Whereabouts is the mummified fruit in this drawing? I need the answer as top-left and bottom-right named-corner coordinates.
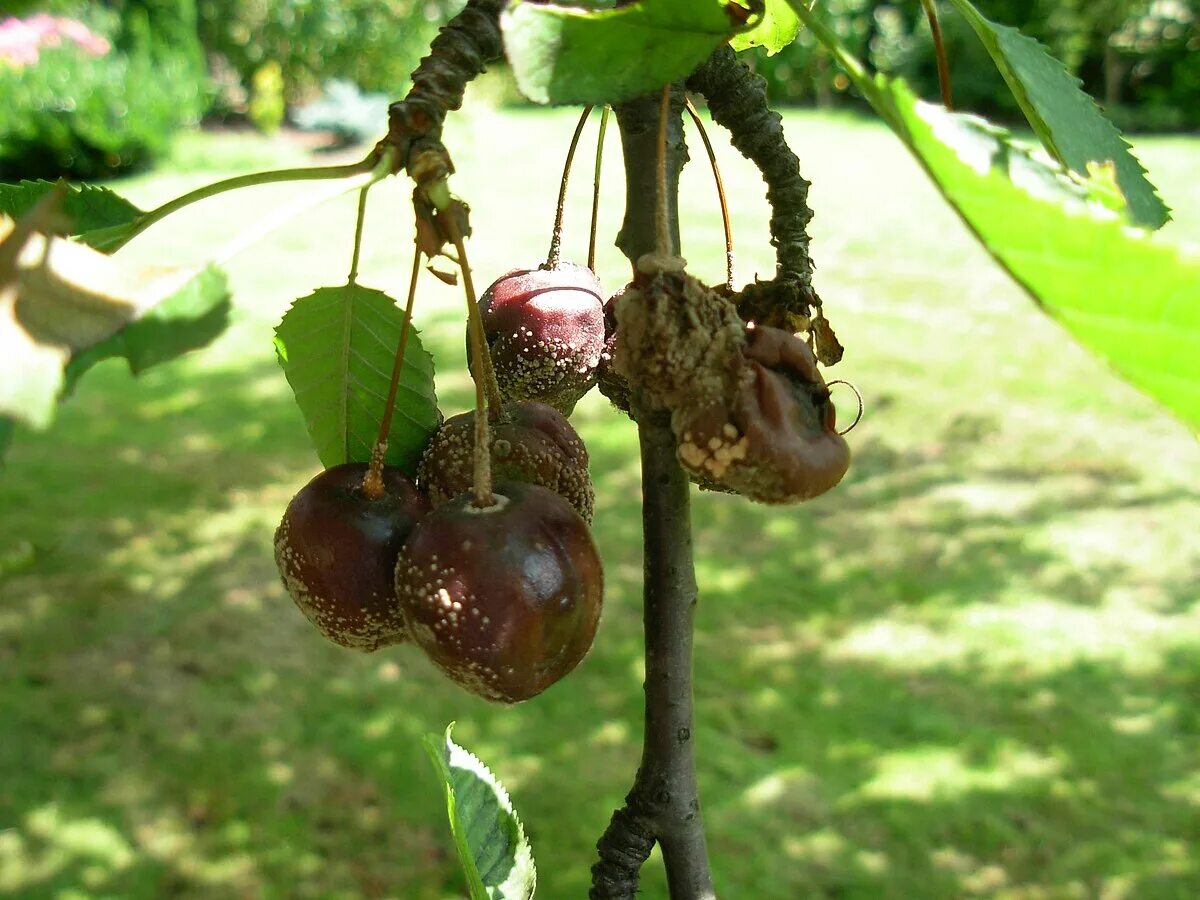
top-left (612, 254), bottom-right (849, 503)
top-left (418, 400), bottom-right (594, 521)
top-left (394, 482), bottom-right (603, 704)
top-left (674, 325), bottom-right (849, 502)
top-left (274, 463), bottom-right (429, 651)
top-left (475, 262), bottom-right (605, 415)
top-left (596, 285), bottom-right (632, 417)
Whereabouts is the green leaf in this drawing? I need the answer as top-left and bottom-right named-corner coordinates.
top-left (729, 0), bottom-right (799, 55)
top-left (888, 86), bottom-right (1200, 427)
top-left (0, 181), bottom-right (144, 251)
top-left (2, 208), bottom-right (229, 430)
top-left (786, 0), bottom-right (1200, 430)
top-left (274, 284), bottom-right (439, 475)
top-left (942, 0), bottom-right (1168, 229)
top-left (423, 725), bottom-right (537, 900)
top-left (502, 0), bottom-right (741, 105)
top-left (63, 266), bottom-right (232, 394)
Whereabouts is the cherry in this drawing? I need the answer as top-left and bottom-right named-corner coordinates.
top-left (418, 400), bottom-right (594, 521)
top-left (394, 481), bottom-right (603, 703)
top-left (475, 262), bottom-right (606, 415)
top-left (674, 325), bottom-right (850, 502)
top-left (274, 463), bottom-right (429, 651)
top-left (611, 264), bottom-right (849, 503)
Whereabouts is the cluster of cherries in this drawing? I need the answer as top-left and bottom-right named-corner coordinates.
top-left (274, 247), bottom-right (851, 705)
top-left (274, 259), bottom-right (609, 704)
top-left (274, 98), bottom-right (852, 705)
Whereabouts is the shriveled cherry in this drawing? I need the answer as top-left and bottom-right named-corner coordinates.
top-left (612, 261), bottom-right (850, 503)
top-left (274, 463), bottom-right (429, 651)
top-left (596, 284), bottom-right (632, 417)
top-left (394, 481), bottom-right (603, 703)
top-left (674, 325), bottom-right (850, 503)
top-left (475, 262), bottom-right (605, 415)
top-left (418, 400), bottom-right (594, 521)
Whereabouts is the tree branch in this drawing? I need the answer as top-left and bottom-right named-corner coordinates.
top-left (382, 0), bottom-right (504, 178)
top-left (591, 90), bottom-right (716, 900)
top-left (687, 45), bottom-right (821, 329)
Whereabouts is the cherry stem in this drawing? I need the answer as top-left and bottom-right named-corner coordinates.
top-left (361, 247), bottom-right (423, 500)
top-left (654, 85), bottom-right (672, 259)
top-left (588, 105), bottom-right (611, 272)
top-left (920, 0), bottom-right (954, 109)
top-left (347, 186), bottom-right (370, 285)
top-left (684, 98), bottom-right (734, 290)
top-left (546, 104), bottom-right (595, 269)
top-left (443, 214), bottom-right (496, 507)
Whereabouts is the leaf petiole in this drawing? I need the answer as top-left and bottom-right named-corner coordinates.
top-left (104, 149), bottom-right (395, 252)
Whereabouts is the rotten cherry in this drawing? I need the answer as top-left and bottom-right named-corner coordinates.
top-left (274, 463), bottom-right (429, 651)
top-left (417, 400), bottom-right (594, 522)
top-left (475, 262), bottom-right (605, 415)
top-left (394, 481), bottom-right (603, 703)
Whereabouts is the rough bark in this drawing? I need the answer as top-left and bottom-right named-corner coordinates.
top-left (382, 0), bottom-right (505, 176)
top-left (687, 45), bottom-right (821, 328)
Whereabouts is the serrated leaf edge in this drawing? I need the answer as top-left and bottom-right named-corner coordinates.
top-left (946, 0), bottom-right (1169, 228)
top-left (273, 284), bottom-right (438, 472)
top-left (424, 724), bottom-right (537, 900)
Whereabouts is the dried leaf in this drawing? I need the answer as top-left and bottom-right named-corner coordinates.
top-left (812, 313), bottom-right (844, 366)
top-left (427, 266), bottom-right (459, 286)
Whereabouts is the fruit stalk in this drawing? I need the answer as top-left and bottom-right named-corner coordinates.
top-left (590, 89), bottom-right (715, 900)
top-left (588, 105), bottom-right (610, 272)
top-left (683, 98), bottom-right (734, 290)
top-left (920, 0), bottom-right (955, 109)
top-left (686, 45), bottom-right (818, 320)
top-left (613, 90), bottom-right (685, 269)
top-left (362, 247), bottom-right (422, 499)
top-left (445, 217), bottom-right (497, 506)
top-left (547, 105), bottom-right (595, 269)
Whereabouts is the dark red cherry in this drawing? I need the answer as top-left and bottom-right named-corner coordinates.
top-left (475, 261), bottom-right (605, 415)
top-left (394, 482), bottom-right (603, 703)
top-left (274, 463), bottom-right (429, 651)
top-left (418, 400), bottom-right (594, 521)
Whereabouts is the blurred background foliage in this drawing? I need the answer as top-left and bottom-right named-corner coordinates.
top-left (0, 1), bottom-right (207, 179)
top-left (1, 0), bottom-right (1196, 179)
top-left (757, 0), bottom-right (1200, 133)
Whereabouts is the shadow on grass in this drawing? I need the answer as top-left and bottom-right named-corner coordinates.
top-left (1, 337), bottom-right (1197, 898)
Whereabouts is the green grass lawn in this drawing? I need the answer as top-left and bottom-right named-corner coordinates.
top-left (2, 107), bottom-right (1199, 899)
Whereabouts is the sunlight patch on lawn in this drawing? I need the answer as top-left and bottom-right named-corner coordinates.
top-left (827, 595), bottom-right (1198, 676)
top-left (1036, 505), bottom-right (1200, 574)
top-left (851, 742), bottom-right (1061, 802)
top-left (741, 766), bottom-right (819, 808)
top-left (780, 827), bottom-right (889, 877)
top-left (0, 805), bottom-right (133, 892)
top-left (925, 480), bottom-right (1049, 517)
top-left (929, 848), bottom-right (1010, 894)
top-left (1162, 771), bottom-right (1200, 807)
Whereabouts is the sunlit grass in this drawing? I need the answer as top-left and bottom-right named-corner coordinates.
top-left (1, 108), bottom-right (1198, 898)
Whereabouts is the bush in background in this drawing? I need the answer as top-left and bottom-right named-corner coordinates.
top-left (196, 0), bottom-right (448, 107)
top-left (0, 4), bottom-right (208, 179)
top-left (292, 79), bottom-right (390, 146)
top-left (749, 0), bottom-right (1199, 132)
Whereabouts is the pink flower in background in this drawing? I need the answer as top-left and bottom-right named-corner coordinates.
top-left (0, 14), bottom-right (111, 68)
